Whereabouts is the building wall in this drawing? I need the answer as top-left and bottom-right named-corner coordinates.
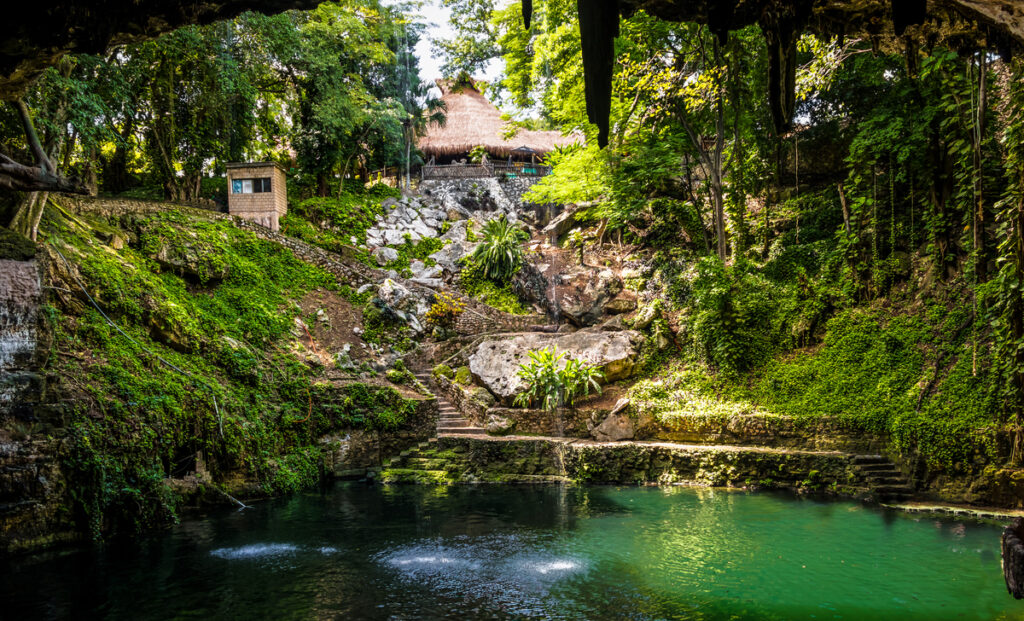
top-left (227, 164), bottom-right (287, 231)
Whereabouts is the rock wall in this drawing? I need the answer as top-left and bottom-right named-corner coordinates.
top-left (320, 397), bottom-right (438, 478)
top-left (436, 435), bottom-right (860, 490)
top-left (0, 258), bottom-right (43, 416)
top-left (638, 413), bottom-right (887, 453)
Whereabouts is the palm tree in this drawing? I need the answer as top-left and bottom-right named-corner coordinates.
top-left (401, 83), bottom-right (446, 190)
top-left (395, 21), bottom-right (446, 189)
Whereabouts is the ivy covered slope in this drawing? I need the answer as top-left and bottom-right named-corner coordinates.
top-left (36, 208), bottom-right (425, 539)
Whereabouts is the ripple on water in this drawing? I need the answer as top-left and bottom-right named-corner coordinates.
top-left (376, 534), bottom-right (588, 618)
top-left (210, 543), bottom-right (339, 560)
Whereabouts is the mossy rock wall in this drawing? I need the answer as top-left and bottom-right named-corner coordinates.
top-left (437, 436), bottom-right (858, 491)
top-left (320, 398), bottom-right (438, 477)
top-left (638, 412), bottom-right (887, 453)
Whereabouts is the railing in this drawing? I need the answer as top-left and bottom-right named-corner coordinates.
top-left (421, 160), bottom-right (552, 180)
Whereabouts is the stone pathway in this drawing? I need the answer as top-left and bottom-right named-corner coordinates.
top-left (412, 372), bottom-right (484, 436)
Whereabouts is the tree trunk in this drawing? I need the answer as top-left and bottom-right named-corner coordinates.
top-left (972, 51), bottom-right (988, 281)
top-left (9, 192), bottom-right (49, 241)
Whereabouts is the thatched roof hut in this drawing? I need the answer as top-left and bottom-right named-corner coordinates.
top-left (418, 78), bottom-right (580, 161)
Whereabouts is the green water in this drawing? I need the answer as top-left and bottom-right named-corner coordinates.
top-left (2, 484), bottom-right (1020, 620)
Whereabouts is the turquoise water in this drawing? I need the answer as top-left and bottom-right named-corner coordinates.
top-left (2, 484), bottom-right (1021, 620)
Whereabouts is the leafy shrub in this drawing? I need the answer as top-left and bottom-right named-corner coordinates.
top-left (425, 292), bottom-right (466, 328)
top-left (470, 216), bottom-right (528, 281)
top-left (513, 348), bottom-right (604, 411)
top-left (459, 261), bottom-right (530, 314)
top-left (688, 256), bottom-right (791, 374)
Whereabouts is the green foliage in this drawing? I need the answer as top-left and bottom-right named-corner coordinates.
top-left (384, 235), bottom-right (445, 276)
top-left (282, 185), bottom-right (398, 250)
top-left (469, 216), bottom-right (528, 281)
top-left (432, 364), bottom-right (455, 380)
top-left (513, 348), bottom-right (604, 411)
top-left (688, 257), bottom-right (790, 374)
top-left (0, 227), bottom-right (36, 260)
top-left (425, 292), bottom-right (466, 328)
top-left (458, 261), bottom-right (530, 314)
top-left (453, 366), bottom-right (472, 385)
top-left (524, 145), bottom-right (610, 205)
top-left (633, 302), bottom-right (998, 472)
top-left (44, 212), bottom-right (420, 538)
top-left (361, 300), bottom-right (416, 352)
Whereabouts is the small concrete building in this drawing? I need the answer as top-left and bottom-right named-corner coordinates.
top-left (226, 162), bottom-right (287, 231)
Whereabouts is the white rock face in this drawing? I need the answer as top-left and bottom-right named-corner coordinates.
top-left (373, 247), bottom-right (399, 265)
top-left (468, 328), bottom-right (641, 403)
top-left (429, 240), bottom-right (478, 273)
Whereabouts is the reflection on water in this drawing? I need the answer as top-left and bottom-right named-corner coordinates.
top-left (2, 484), bottom-right (1022, 621)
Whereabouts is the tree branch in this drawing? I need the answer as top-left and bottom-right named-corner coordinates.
top-left (0, 153), bottom-right (88, 193)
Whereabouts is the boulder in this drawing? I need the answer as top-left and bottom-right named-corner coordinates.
top-left (511, 261), bottom-right (549, 309)
top-left (373, 246), bottom-right (399, 266)
top-left (486, 414), bottom-right (515, 436)
top-left (604, 291), bottom-right (638, 314)
top-left (590, 411), bottom-right (635, 442)
top-left (413, 265), bottom-right (442, 280)
top-left (429, 240), bottom-right (478, 273)
top-left (384, 229), bottom-right (407, 246)
top-left (440, 220), bottom-right (469, 243)
top-left (540, 206), bottom-right (578, 244)
top-left (557, 268), bottom-right (622, 326)
top-left (632, 301), bottom-right (662, 330)
top-left (468, 328), bottom-right (641, 403)
top-left (408, 218), bottom-right (437, 238)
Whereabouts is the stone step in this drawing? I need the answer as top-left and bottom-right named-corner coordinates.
top-left (867, 477), bottom-right (908, 486)
top-left (860, 465), bottom-right (901, 475)
top-left (875, 485), bottom-right (915, 495)
top-left (404, 458), bottom-right (451, 469)
top-left (851, 454), bottom-right (888, 464)
top-left (438, 427), bottom-right (486, 435)
top-left (438, 422), bottom-right (471, 429)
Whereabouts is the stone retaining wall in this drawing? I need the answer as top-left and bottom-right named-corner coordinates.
top-left (638, 413), bottom-right (886, 453)
top-left (454, 309), bottom-right (547, 335)
top-left (320, 397), bottom-right (438, 478)
top-left (437, 435), bottom-right (860, 490)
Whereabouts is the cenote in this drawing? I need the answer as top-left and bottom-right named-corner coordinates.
top-left (1, 484), bottom-right (1019, 621)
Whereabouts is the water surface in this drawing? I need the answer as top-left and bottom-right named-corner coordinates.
top-left (2, 484), bottom-right (1020, 620)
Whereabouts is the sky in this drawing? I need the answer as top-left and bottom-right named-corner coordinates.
top-left (408, 0), bottom-right (502, 85)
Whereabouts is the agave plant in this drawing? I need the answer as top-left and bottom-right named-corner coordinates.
top-left (471, 216), bottom-right (528, 281)
top-left (514, 347), bottom-right (604, 411)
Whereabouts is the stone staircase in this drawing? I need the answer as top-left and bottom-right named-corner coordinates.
top-left (412, 372), bottom-right (485, 436)
top-left (851, 454), bottom-right (915, 501)
top-left (380, 438), bottom-right (468, 484)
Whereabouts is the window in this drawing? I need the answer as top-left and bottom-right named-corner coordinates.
top-left (232, 177), bottom-right (272, 194)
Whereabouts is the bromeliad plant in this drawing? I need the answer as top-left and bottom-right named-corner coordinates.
top-left (425, 291), bottom-right (466, 329)
top-left (513, 347), bottom-right (604, 411)
top-left (470, 216), bottom-right (529, 281)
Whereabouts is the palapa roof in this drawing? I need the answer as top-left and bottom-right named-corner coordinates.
top-left (418, 78), bottom-right (580, 158)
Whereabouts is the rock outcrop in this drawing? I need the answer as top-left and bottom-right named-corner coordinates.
top-left (468, 328), bottom-right (640, 403)
top-left (554, 268), bottom-right (622, 326)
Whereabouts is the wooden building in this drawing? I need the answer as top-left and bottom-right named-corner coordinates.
top-left (226, 162), bottom-right (287, 231)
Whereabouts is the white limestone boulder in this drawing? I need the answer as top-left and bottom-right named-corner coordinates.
top-left (468, 328), bottom-right (641, 404)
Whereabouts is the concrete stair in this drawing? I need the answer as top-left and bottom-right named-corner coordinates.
top-left (851, 454), bottom-right (915, 501)
top-left (413, 372), bottom-right (485, 436)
